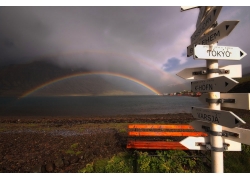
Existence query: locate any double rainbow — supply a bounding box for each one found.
[20,71,161,98]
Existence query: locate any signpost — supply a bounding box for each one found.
[187,21,239,57]
[190,120,250,146]
[191,6,222,43]
[181,6,248,173]
[199,93,250,110]
[196,6,211,28]
[194,45,247,60]
[176,64,242,80]
[180,136,241,151]
[191,106,246,128]
[191,76,238,93]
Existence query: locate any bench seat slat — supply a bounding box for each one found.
[127,140,189,150]
[128,131,207,137]
[128,124,194,129]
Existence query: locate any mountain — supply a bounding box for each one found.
[242,65,250,76]
[229,73,250,93]
[0,60,140,97]
[156,81,190,94]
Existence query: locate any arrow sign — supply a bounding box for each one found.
[191,76,238,92]
[196,6,212,28]
[199,93,250,110]
[181,6,199,11]
[191,6,222,43]
[194,45,247,60]
[187,20,239,57]
[191,106,246,128]
[176,64,242,80]
[180,136,241,151]
[190,120,250,145]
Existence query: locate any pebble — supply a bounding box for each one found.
[54,158,64,168]
[45,162,54,172]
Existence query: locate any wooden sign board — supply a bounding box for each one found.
[176,64,242,80]
[191,106,246,128]
[180,136,241,151]
[199,93,250,110]
[190,120,250,146]
[191,76,238,93]
[194,45,247,60]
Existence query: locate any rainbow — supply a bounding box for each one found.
[20,71,161,98]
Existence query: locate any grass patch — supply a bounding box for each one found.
[79,150,210,173]
[65,143,82,156]
[224,144,250,172]
[79,144,250,173]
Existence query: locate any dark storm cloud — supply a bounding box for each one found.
[0,6,249,89]
[0,6,197,63]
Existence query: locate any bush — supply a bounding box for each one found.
[79,150,210,173]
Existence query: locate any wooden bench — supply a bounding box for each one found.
[127,124,208,150]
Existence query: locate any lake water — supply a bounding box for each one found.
[0,96,206,117]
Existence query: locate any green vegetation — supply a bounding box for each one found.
[79,144,250,173]
[65,143,82,156]
[224,144,250,173]
[79,150,210,173]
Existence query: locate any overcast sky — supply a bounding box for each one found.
[0,1,250,93]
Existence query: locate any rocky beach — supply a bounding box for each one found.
[1,108,250,173]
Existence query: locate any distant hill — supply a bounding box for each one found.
[229,73,250,93]
[0,60,141,97]
[242,65,250,76]
[156,81,190,94]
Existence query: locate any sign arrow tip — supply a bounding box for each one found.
[240,51,244,57]
[225,82,229,87]
[226,25,229,30]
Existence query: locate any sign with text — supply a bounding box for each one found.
[190,120,250,145]
[187,20,239,57]
[191,76,238,92]
[196,6,212,28]
[199,93,250,110]
[194,45,247,60]
[191,6,222,43]
[180,136,241,151]
[176,64,242,80]
[191,106,246,128]
[181,6,199,11]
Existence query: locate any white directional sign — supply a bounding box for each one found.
[180,136,241,151]
[190,120,250,145]
[194,45,247,60]
[199,93,250,110]
[176,64,242,80]
[187,21,239,57]
[191,76,238,92]
[181,6,199,11]
[191,6,222,43]
[196,6,211,28]
[191,106,246,128]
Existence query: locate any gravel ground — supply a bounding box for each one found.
[0,108,249,173]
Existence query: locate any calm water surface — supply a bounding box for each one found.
[0,96,206,117]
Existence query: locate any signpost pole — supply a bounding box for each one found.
[206,43,223,173]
